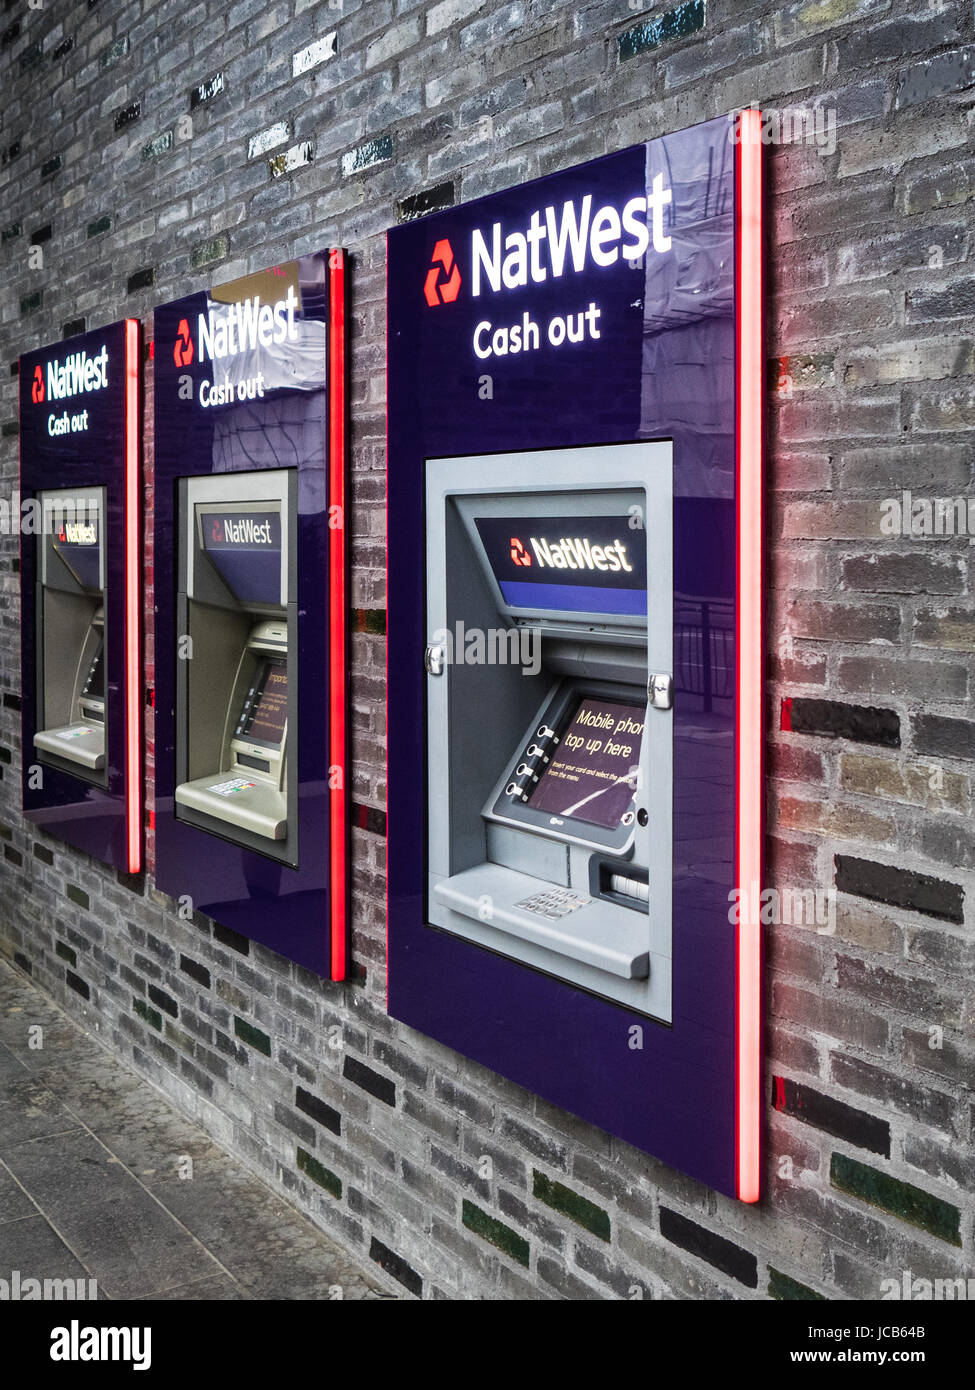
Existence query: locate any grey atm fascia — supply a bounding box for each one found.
[174,470,297,863]
[425,442,674,1023]
[33,485,107,778]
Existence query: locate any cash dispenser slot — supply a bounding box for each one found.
[425,443,674,1022]
[33,488,108,779]
[174,471,297,865]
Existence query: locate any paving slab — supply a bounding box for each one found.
[0,957,396,1301]
[0,1211,97,1293]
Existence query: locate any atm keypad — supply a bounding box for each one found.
[515,888,590,920]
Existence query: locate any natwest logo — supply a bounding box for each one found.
[527,534,634,574]
[173,319,194,367]
[509,538,532,567]
[424,239,462,307]
[216,516,274,545]
[43,345,109,402]
[58,521,97,545]
[471,176,673,296]
[31,365,45,404]
[196,286,299,363]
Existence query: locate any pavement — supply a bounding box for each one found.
[0,957,395,1300]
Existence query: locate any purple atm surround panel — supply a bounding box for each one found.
[387,116,757,1198]
[153,256,339,976]
[19,320,139,872]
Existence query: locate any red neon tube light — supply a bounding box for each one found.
[124,319,142,874]
[735,109,763,1203]
[328,250,349,981]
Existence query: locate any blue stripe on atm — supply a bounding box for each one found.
[499,581,647,615]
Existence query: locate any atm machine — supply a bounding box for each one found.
[153,250,347,979]
[425,444,673,1021]
[32,487,108,779]
[19,317,142,874]
[388,113,764,1200]
[174,470,296,866]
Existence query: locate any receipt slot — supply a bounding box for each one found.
[388,114,764,1200]
[426,445,673,1019]
[174,474,295,861]
[19,321,141,873]
[153,252,348,979]
[32,487,108,776]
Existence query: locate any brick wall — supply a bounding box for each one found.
[1,0,973,1299]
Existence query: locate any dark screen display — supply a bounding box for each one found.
[528,696,644,829]
[52,513,102,592]
[474,514,646,617]
[242,660,287,746]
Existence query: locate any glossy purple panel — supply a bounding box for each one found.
[387,118,742,1195]
[153,256,333,975]
[19,320,134,871]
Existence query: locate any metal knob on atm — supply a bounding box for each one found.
[425,643,446,676]
[649,673,674,710]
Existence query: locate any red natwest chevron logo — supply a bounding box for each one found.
[424,239,461,307]
[510,538,531,567]
[173,318,194,367]
[31,365,45,404]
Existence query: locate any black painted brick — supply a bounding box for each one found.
[398,181,455,222]
[659,1207,758,1288]
[296,1085,342,1135]
[113,102,141,131]
[126,267,154,294]
[835,855,964,925]
[148,984,178,1019]
[343,1054,395,1106]
[369,1237,422,1296]
[772,1076,890,1157]
[213,922,249,955]
[786,698,900,748]
[179,954,210,988]
[66,970,89,1000]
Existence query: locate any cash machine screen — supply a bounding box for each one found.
[239,660,287,747]
[529,696,644,830]
[474,514,647,617]
[52,516,101,592]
